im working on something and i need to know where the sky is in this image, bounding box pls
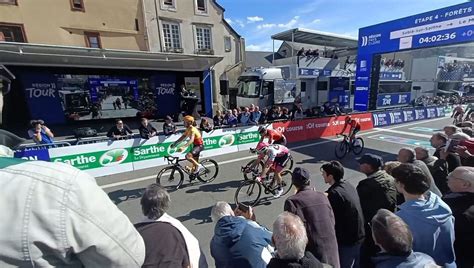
[217,0,468,51]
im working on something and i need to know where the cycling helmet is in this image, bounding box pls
[183,115,195,124]
[345,115,352,122]
[258,126,267,134]
[255,142,269,154]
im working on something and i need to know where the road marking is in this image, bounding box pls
[374,128,433,138]
[409,127,440,133]
[368,134,432,147]
[100,129,382,189]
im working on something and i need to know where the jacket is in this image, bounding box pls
[372,251,437,268]
[267,251,325,268]
[396,191,456,268]
[0,157,145,267]
[443,192,474,268]
[210,216,273,268]
[284,186,340,268]
[357,170,397,224]
[326,180,365,246]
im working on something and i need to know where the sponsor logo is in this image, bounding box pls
[167,141,188,155]
[360,60,367,68]
[218,134,235,147]
[357,76,369,81]
[355,86,369,91]
[156,83,176,95]
[99,149,128,167]
[26,83,57,98]
[382,95,392,106]
[361,33,381,47]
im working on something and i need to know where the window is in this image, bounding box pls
[195,0,207,14]
[0,0,17,5]
[196,26,212,50]
[85,32,101,48]
[162,22,181,50]
[70,0,84,11]
[0,23,26,42]
[161,0,176,10]
[224,36,231,52]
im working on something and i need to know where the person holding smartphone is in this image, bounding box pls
[28,120,54,145]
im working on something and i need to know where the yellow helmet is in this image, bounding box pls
[183,115,195,124]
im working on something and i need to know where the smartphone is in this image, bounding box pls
[237,203,250,213]
[446,139,460,152]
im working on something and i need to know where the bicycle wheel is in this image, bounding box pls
[235,180,262,207]
[286,155,294,170]
[352,138,365,155]
[243,159,264,181]
[197,159,219,183]
[157,166,184,191]
[280,170,294,196]
[335,141,348,159]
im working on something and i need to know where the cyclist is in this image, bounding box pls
[171,116,205,174]
[255,142,290,198]
[258,126,287,145]
[339,115,360,144]
[452,105,465,124]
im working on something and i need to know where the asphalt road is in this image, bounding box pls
[98,117,453,266]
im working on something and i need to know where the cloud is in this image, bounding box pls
[257,23,277,30]
[247,16,264,23]
[278,16,300,28]
[235,19,245,28]
[225,18,233,25]
[246,44,271,51]
[311,19,321,24]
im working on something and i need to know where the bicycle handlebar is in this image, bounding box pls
[164,156,180,164]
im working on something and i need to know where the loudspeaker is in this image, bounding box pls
[413,86,422,91]
[219,80,229,95]
[369,55,381,110]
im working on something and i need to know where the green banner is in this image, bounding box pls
[51,131,260,170]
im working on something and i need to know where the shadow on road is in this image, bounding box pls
[108,188,145,205]
[176,206,213,224]
[185,180,241,194]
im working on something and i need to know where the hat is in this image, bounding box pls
[358,153,383,169]
[292,167,310,186]
[447,166,474,185]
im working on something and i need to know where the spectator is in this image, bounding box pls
[28,119,54,145]
[259,108,269,124]
[163,116,177,136]
[210,201,273,268]
[250,106,261,124]
[139,117,157,139]
[455,145,474,166]
[356,153,397,268]
[414,147,438,170]
[442,167,474,267]
[371,209,438,268]
[268,106,280,121]
[285,167,340,268]
[0,132,146,267]
[280,107,290,120]
[392,164,456,267]
[115,97,122,109]
[430,132,461,194]
[292,103,305,120]
[444,125,462,138]
[107,119,133,139]
[213,110,224,127]
[268,212,326,268]
[297,47,305,57]
[240,107,251,125]
[224,110,238,126]
[321,161,365,268]
[135,184,206,268]
[383,161,401,175]
[199,117,213,133]
[232,109,239,120]
[397,148,442,197]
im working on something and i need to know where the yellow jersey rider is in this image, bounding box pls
[171,116,205,174]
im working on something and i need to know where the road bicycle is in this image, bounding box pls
[156,156,219,191]
[334,134,365,159]
[241,147,294,180]
[235,167,293,206]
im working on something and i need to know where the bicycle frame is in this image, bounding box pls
[164,156,195,176]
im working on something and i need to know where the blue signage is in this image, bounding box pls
[299,68,319,77]
[354,2,474,111]
[403,110,415,122]
[377,93,411,107]
[380,72,403,80]
[372,112,391,126]
[151,74,179,117]
[388,111,404,124]
[14,148,51,161]
[372,106,446,127]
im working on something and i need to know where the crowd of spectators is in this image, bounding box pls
[413,95,466,107]
[2,113,474,268]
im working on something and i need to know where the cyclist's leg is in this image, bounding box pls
[186,146,201,170]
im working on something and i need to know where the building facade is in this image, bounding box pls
[0,0,241,128]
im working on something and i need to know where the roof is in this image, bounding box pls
[280,41,329,52]
[272,28,358,48]
[245,51,282,68]
[212,0,241,38]
[0,42,223,71]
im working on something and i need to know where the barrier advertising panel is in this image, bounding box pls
[272,113,374,143]
[372,106,447,127]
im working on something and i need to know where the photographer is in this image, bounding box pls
[28,119,54,145]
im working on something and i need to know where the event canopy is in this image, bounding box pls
[271,28,358,49]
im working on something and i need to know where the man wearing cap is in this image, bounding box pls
[430,132,462,195]
[356,153,397,268]
[284,167,340,268]
[442,166,474,267]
